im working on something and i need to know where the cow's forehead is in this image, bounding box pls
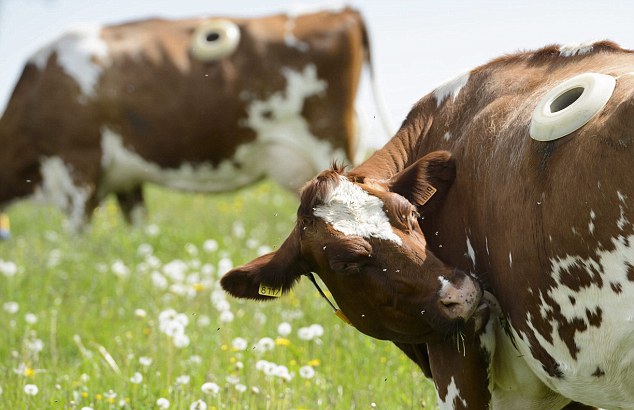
[312,176,402,245]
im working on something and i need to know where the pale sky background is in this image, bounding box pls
[1,0,633,148]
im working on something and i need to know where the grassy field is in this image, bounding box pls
[0,182,438,409]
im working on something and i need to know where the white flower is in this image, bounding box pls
[0,260,18,277]
[151,272,168,289]
[226,375,240,385]
[24,384,38,396]
[0,386,3,395]
[201,382,220,395]
[134,309,147,319]
[309,324,324,338]
[81,407,94,410]
[26,338,44,354]
[156,398,170,409]
[129,372,143,384]
[197,315,211,327]
[231,337,248,351]
[219,310,234,323]
[189,355,202,365]
[277,322,292,337]
[189,400,207,410]
[203,239,218,253]
[297,327,313,341]
[255,337,275,353]
[176,375,190,385]
[299,365,315,379]
[273,365,292,381]
[218,257,233,275]
[173,333,190,349]
[185,243,198,256]
[25,313,38,325]
[255,360,270,371]
[137,243,153,257]
[145,224,160,237]
[235,383,247,393]
[111,260,130,277]
[139,356,152,367]
[257,245,272,256]
[3,301,19,314]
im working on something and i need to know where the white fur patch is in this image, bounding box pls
[433,72,470,107]
[283,18,310,52]
[100,129,262,194]
[36,157,90,232]
[515,232,634,408]
[243,64,347,188]
[313,177,402,245]
[437,377,467,410]
[30,23,110,97]
[559,41,595,57]
[466,237,476,266]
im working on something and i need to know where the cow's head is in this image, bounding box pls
[221,151,487,343]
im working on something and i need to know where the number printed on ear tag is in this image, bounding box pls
[258,283,283,297]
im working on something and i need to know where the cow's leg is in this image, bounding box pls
[427,337,490,410]
[115,186,146,225]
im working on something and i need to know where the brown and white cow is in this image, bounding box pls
[0,7,389,231]
[223,41,634,409]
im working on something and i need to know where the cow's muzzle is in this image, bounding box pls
[437,273,482,322]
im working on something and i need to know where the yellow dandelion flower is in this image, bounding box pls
[275,337,291,346]
[193,283,205,292]
[96,394,103,401]
[308,359,321,367]
[81,392,89,398]
[221,344,228,351]
[143,327,152,335]
[230,357,237,364]
[290,359,297,366]
[24,367,35,377]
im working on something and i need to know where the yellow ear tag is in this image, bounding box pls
[418,184,437,206]
[335,309,352,325]
[258,283,283,298]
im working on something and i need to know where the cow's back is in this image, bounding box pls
[414,43,634,408]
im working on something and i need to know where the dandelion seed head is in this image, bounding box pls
[3,301,18,314]
[189,400,207,410]
[129,372,143,384]
[156,398,170,409]
[176,375,191,385]
[24,384,39,396]
[201,382,220,395]
[277,322,292,337]
[299,365,315,379]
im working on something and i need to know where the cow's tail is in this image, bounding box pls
[360,15,396,139]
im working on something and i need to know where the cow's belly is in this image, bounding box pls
[512,233,634,409]
[99,128,345,195]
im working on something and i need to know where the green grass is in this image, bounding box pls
[0,182,437,409]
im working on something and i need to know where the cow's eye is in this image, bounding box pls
[190,19,241,62]
[324,237,372,275]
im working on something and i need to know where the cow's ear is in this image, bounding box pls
[220,227,307,301]
[388,150,456,214]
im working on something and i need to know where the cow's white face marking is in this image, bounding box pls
[30,23,110,98]
[433,71,470,107]
[437,377,467,410]
[313,177,402,245]
[36,157,90,232]
[513,231,634,408]
[559,41,595,57]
